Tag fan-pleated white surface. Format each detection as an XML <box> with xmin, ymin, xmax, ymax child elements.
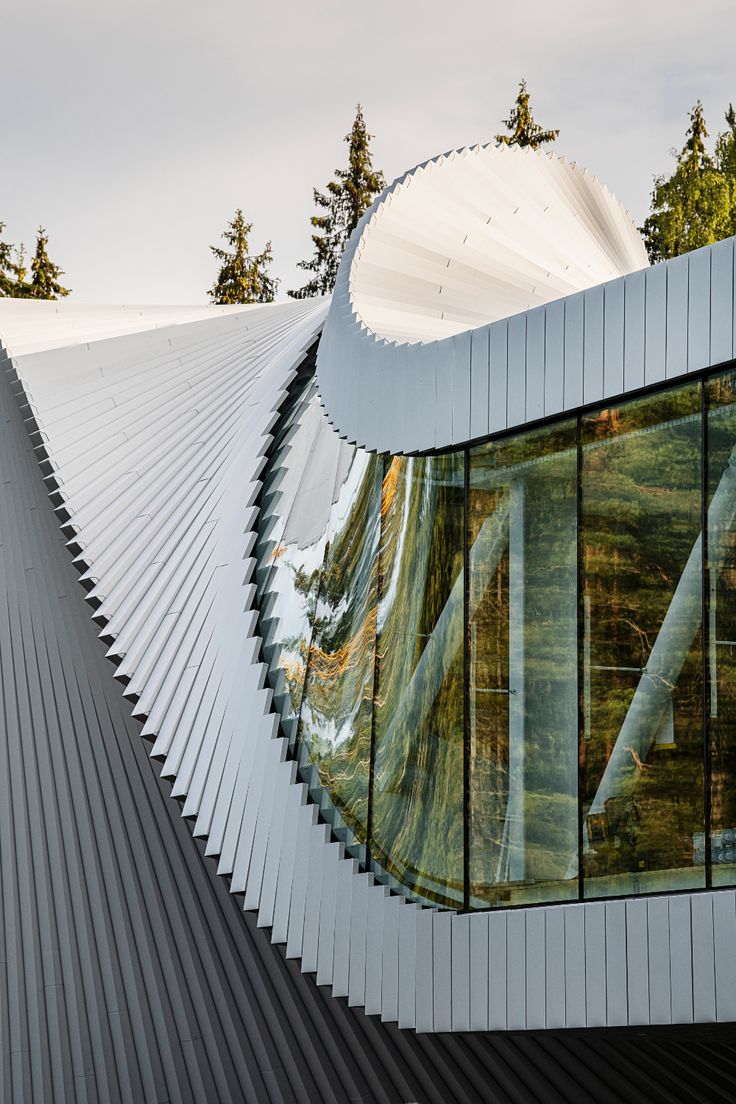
<box><xmin>3</xmin><ymin>208</ymin><xmax>735</xmax><ymax>1034</ymax></box>
<box><xmin>317</xmin><ymin>142</ymin><xmax>649</xmax><ymax>452</ymax></box>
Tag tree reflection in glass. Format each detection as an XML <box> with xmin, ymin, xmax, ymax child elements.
<box><xmin>256</xmin><ymin>381</ymin><xmax>350</xmax><ymax>742</ymax></box>
<box><xmin>706</xmin><ymin>370</ymin><xmax>736</xmax><ymax>885</ymax></box>
<box><xmin>296</xmin><ymin>452</ymin><xmax>383</xmax><ymax>853</ymax></box>
<box><xmin>371</xmin><ymin>454</ymin><xmax>465</xmax><ymax>906</ymax></box>
<box><xmin>468</xmin><ymin>421</ymin><xmax>578</xmax><ymax>907</ymax></box>
<box><xmin>581</xmin><ymin>383</ymin><xmax>705</xmax><ymax>898</ymax></box>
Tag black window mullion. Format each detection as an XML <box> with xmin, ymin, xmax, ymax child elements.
<box><xmin>463</xmin><ymin>448</ymin><xmax>470</xmax><ymax>912</ymax></box>
<box><xmin>576</xmin><ymin>414</ymin><xmax>585</xmax><ymax>903</ymax></box>
<box><xmin>702</xmin><ymin>381</ymin><xmax>712</xmax><ymax>891</ymax></box>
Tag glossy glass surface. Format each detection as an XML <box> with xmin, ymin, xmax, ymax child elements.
<box><xmin>256</xmin><ymin>381</ymin><xmax>352</xmax><ymax>741</ymax></box>
<box><xmin>468</xmin><ymin>422</ymin><xmax>578</xmax><ymax>907</ymax></box>
<box><xmin>581</xmin><ymin>384</ymin><xmax>705</xmax><ymax>898</ymax></box>
<box><xmin>371</xmin><ymin>455</ymin><xmax>465</xmax><ymax>906</ymax></box>
<box><xmin>297</xmin><ymin>452</ymin><xmax>382</xmax><ymax>848</ymax></box>
<box><xmin>258</xmin><ymin>366</ymin><xmax>736</xmax><ymax>911</ymax></box>
<box><xmin>706</xmin><ymin>371</ymin><xmax>736</xmax><ymax>885</ymax></box>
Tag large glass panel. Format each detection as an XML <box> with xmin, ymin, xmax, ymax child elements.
<box><xmin>706</xmin><ymin>369</ymin><xmax>736</xmax><ymax>885</ymax></box>
<box><xmin>296</xmin><ymin>452</ymin><xmax>382</xmax><ymax>853</ymax></box>
<box><xmin>259</xmin><ymin>364</ymin><xmax>736</xmax><ymax>910</ymax></box>
<box><xmin>581</xmin><ymin>383</ymin><xmax>705</xmax><ymax>898</ymax></box>
<box><xmin>371</xmin><ymin>454</ymin><xmax>465</xmax><ymax>906</ymax></box>
<box><xmin>468</xmin><ymin>421</ymin><xmax>578</xmax><ymax>907</ymax></box>
<box><xmin>255</xmin><ymin>380</ymin><xmax>352</xmax><ymax>742</ymax></box>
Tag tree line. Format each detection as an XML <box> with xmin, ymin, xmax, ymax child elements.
<box><xmin>0</xmin><ymin>225</ymin><xmax>69</xmax><ymax>300</ymax></box>
<box><xmin>210</xmin><ymin>84</ymin><xmax>736</xmax><ymax>306</ymax></box>
<box><xmin>4</xmin><ymin>84</ymin><xmax>736</xmax><ymax>305</ymax></box>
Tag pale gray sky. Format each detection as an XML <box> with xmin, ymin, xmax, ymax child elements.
<box><xmin>3</xmin><ymin>0</ymin><xmax>735</xmax><ymax>303</ymax></box>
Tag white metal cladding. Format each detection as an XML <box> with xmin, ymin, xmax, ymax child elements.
<box><xmin>3</xmin><ymin>240</ymin><xmax>736</xmax><ymax>1032</ymax></box>
<box><xmin>316</xmin><ymin>145</ymin><xmax>736</xmax><ymax>455</ymax></box>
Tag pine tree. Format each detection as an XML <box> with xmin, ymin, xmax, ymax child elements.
<box><xmin>28</xmin><ymin>227</ymin><xmax>70</xmax><ymax>299</ymax></box>
<box><xmin>289</xmin><ymin>105</ymin><xmax>385</xmax><ymax>299</ymax></box>
<box><xmin>0</xmin><ymin>225</ymin><xmax>31</xmax><ymax>298</ymax></box>
<box><xmin>337</xmin><ymin>104</ymin><xmax>385</xmax><ymax>239</ymax></box>
<box><xmin>0</xmin><ymin>223</ymin><xmax>16</xmax><ymax>297</ymax></box>
<box><xmin>288</xmin><ymin>183</ymin><xmax>344</xmax><ymax>299</ymax></box>
<box><xmin>716</xmin><ymin>104</ymin><xmax>736</xmax><ymax>184</ymax></box>
<box><xmin>209</xmin><ymin>209</ymin><xmax>278</xmax><ymax>305</ymax></box>
<box><xmin>495</xmin><ymin>79</ymin><xmax>559</xmax><ymax>149</ymax></box>
<box><xmin>642</xmin><ymin>102</ymin><xmax>735</xmax><ymax>263</ymax></box>
<box><xmin>12</xmin><ymin>244</ymin><xmax>32</xmax><ymax>299</ymax></box>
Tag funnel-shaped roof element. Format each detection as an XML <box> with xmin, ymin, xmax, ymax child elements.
<box><xmin>318</xmin><ymin>143</ymin><xmax>649</xmax><ymax>451</ymax></box>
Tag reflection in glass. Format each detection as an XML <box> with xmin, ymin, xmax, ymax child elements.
<box><xmin>706</xmin><ymin>371</ymin><xmax>736</xmax><ymax>884</ymax></box>
<box><xmin>371</xmin><ymin>455</ymin><xmax>465</xmax><ymax>906</ymax></box>
<box><xmin>468</xmin><ymin>422</ymin><xmax>578</xmax><ymax>907</ymax></box>
<box><xmin>581</xmin><ymin>384</ymin><xmax>705</xmax><ymax>898</ymax></box>
<box><xmin>258</xmin><ymin>365</ymin><xmax>736</xmax><ymax>910</ymax></box>
<box><xmin>256</xmin><ymin>381</ymin><xmax>351</xmax><ymax>740</ymax></box>
<box><xmin>297</xmin><ymin>453</ymin><xmax>382</xmax><ymax>852</ymax></box>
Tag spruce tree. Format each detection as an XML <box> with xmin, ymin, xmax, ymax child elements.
<box><xmin>642</xmin><ymin>102</ymin><xmax>735</xmax><ymax>262</ymax></box>
<box><xmin>336</xmin><ymin>104</ymin><xmax>385</xmax><ymax>239</ymax></box>
<box><xmin>0</xmin><ymin>223</ymin><xmax>16</xmax><ymax>297</ymax></box>
<box><xmin>0</xmin><ymin>225</ymin><xmax>30</xmax><ymax>298</ymax></box>
<box><xmin>289</xmin><ymin>105</ymin><xmax>385</xmax><ymax>299</ymax></box>
<box><xmin>716</xmin><ymin>104</ymin><xmax>736</xmax><ymax>186</ymax></box>
<box><xmin>495</xmin><ymin>79</ymin><xmax>559</xmax><ymax>149</ymax></box>
<box><xmin>209</xmin><ymin>209</ymin><xmax>278</xmax><ymax>304</ymax></box>
<box><xmin>12</xmin><ymin>245</ymin><xmax>32</xmax><ymax>298</ymax></box>
<box><xmin>28</xmin><ymin>227</ymin><xmax>70</xmax><ymax>299</ymax></box>
<box><xmin>288</xmin><ymin>183</ymin><xmax>344</xmax><ymax>299</ymax></box>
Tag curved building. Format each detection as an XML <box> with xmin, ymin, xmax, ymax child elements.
<box><xmin>1</xmin><ymin>144</ymin><xmax>736</xmax><ymax>1103</ymax></box>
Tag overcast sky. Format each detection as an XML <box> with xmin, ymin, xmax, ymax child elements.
<box><xmin>3</xmin><ymin>0</ymin><xmax>735</xmax><ymax>304</ymax></box>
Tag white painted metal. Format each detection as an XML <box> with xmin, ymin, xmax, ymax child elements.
<box><xmin>2</xmin><ymin>153</ymin><xmax>736</xmax><ymax>1035</ymax></box>
<box><xmin>317</xmin><ymin>142</ymin><xmax>648</xmax><ymax>451</ymax></box>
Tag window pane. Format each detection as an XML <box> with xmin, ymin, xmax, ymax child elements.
<box><xmin>468</xmin><ymin>421</ymin><xmax>578</xmax><ymax>907</ymax></box>
<box><xmin>296</xmin><ymin>452</ymin><xmax>382</xmax><ymax>852</ymax></box>
<box><xmin>706</xmin><ymin>370</ymin><xmax>736</xmax><ymax>885</ymax></box>
<box><xmin>256</xmin><ymin>382</ymin><xmax>351</xmax><ymax>740</ymax></box>
<box><xmin>371</xmin><ymin>454</ymin><xmax>465</xmax><ymax>906</ymax></box>
<box><xmin>581</xmin><ymin>384</ymin><xmax>705</xmax><ymax>898</ymax></box>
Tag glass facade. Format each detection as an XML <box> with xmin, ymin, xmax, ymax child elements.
<box><xmin>256</xmin><ymin>365</ymin><xmax>736</xmax><ymax>910</ymax></box>
<box><xmin>372</xmin><ymin>455</ymin><xmax>465</xmax><ymax>906</ymax></box>
<box><xmin>707</xmin><ymin>371</ymin><xmax>736</xmax><ymax>886</ymax></box>
<box><xmin>468</xmin><ymin>421</ymin><xmax>578</xmax><ymax>907</ymax></box>
<box><xmin>298</xmin><ymin>451</ymin><xmax>382</xmax><ymax>849</ymax></box>
<box><xmin>580</xmin><ymin>386</ymin><xmax>705</xmax><ymax>898</ymax></box>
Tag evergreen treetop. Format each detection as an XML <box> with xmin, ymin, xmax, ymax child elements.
<box><xmin>0</xmin><ymin>223</ymin><xmax>16</xmax><ymax>297</ymax></box>
<box><xmin>209</xmin><ymin>209</ymin><xmax>278</xmax><ymax>305</ymax></box>
<box><xmin>716</xmin><ymin>103</ymin><xmax>736</xmax><ymax>180</ymax></box>
<box><xmin>289</xmin><ymin>104</ymin><xmax>385</xmax><ymax>299</ymax></box>
<box><xmin>335</xmin><ymin>105</ymin><xmax>385</xmax><ymax>239</ymax></box>
<box><xmin>288</xmin><ymin>183</ymin><xmax>344</xmax><ymax>300</ymax></box>
<box><xmin>642</xmin><ymin>102</ymin><xmax>736</xmax><ymax>263</ymax></box>
<box><xmin>29</xmin><ymin>227</ymin><xmax>70</xmax><ymax>299</ymax></box>
<box><xmin>14</xmin><ymin>245</ymin><xmax>29</xmax><ymax>296</ymax></box>
<box><xmin>496</xmin><ymin>80</ymin><xmax>559</xmax><ymax>150</ymax></box>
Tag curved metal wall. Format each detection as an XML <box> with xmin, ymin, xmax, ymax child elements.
<box><xmin>1</xmin><ymin>145</ymin><xmax>736</xmax><ymax>1072</ymax></box>
<box><xmin>317</xmin><ymin>151</ymin><xmax>736</xmax><ymax>458</ymax></box>
<box><xmin>4</xmin><ymin>329</ymin><xmax>736</xmax><ymax>1100</ymax></box>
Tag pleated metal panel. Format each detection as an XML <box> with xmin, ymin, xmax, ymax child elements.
<box><xmin>0</xmin><ymin>339</ymin><xmax>435</xmax><ymax>1104</ymax></box>
<box><xmin>3</xmin><ymin>281</ymin><xmax>736</xmax><ymax>1046</ymax></box>
<box><xmin>3</xmin><ymin>305</ymin><xmax>736</xmax><ymax>1099</ymax></box>
<box><xmin>317</xmin><ymin>156</ymin><xmax>736</xmax><ymax>455</ymax></box>
<box><xmin>317</xmin><ymin>141</ymin><xmax>648</xmax><ymax>451</ymax></box>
